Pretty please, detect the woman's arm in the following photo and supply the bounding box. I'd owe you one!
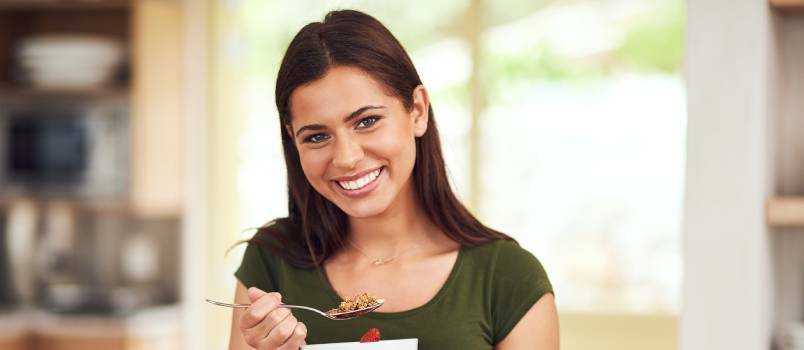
[228,281,308,350]
[496,293,559,350]
[229,280,254,350]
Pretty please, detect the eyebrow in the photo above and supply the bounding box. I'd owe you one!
[294,105,386,137]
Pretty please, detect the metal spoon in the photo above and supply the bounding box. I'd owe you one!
[205,298,385,321]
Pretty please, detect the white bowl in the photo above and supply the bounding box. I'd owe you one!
[27,67,115,88]
[15,34,124,88]
[302,339,418,350]
[21,55,121,70]
[17,34,123,63]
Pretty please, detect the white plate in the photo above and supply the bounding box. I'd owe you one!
[303,339,418,350]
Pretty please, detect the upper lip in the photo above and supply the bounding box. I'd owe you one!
[332,166,383,182]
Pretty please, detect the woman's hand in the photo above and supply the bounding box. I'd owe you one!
[234,285,308,350]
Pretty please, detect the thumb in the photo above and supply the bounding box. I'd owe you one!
[247,287,267,302]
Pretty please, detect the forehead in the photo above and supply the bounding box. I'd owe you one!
[289,66,395,125]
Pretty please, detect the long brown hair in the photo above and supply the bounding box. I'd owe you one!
[253,9,510,269]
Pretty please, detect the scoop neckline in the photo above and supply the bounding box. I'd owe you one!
[321,245,465,320]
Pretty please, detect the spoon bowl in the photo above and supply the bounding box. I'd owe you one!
[205,298,385,321]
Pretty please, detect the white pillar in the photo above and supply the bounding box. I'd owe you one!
[682,0,776,349]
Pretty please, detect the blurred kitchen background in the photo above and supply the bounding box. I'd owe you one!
[0,0,801,349]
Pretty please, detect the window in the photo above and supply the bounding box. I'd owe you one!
[233,0,684,314]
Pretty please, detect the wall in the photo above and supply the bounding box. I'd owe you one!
[561,313,677,350]
[182,0,210,349]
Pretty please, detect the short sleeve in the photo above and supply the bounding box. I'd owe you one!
[490,241,553,344]
[234,235,279,292]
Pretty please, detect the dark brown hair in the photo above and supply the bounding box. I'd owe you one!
[253,9,510,269]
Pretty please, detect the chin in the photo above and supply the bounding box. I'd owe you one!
[338,200,390,219]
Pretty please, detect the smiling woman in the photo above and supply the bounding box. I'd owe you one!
[227,9,557,350]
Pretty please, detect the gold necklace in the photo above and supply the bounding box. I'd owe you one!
[348,241,417,266]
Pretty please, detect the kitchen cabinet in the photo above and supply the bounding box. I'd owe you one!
[0,307,181,350]
[0,1,185,348]
[0,313,28,350]
[0,0,184,218]
[29,307,181,350]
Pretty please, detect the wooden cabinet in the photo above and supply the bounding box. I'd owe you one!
[0,308,181,350]
[0,314,28,350]
[29,307,181,350]
[0,1,185,348]
[0,0,184,218]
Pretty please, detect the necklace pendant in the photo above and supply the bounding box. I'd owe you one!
[373,257,393,265]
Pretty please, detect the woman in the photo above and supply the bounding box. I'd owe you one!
[229,9,558,350]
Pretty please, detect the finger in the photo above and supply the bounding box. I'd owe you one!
[240,292,283,329]
[259,314,298,349]
[247,287,267,302]
[277,322,307,350]
[242,307,292,348]
[246,307,292,344]
[248,287,282,304]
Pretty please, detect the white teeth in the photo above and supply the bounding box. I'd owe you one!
[338,168,381,191]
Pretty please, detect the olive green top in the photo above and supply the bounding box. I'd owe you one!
[235,222,553,349]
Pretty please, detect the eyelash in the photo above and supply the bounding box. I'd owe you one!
[302,115,381,144]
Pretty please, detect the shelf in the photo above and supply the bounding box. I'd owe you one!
[766,196,804,228]
[0,197,130,216]
[771,0,804,9]
[0,6,130,85]
[0,84,129,102]
[0,0,130,11]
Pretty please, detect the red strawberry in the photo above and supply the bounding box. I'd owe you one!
[359,328,381,343]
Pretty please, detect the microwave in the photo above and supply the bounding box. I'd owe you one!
[0,99,129,199]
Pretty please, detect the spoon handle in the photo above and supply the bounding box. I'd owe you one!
[205,299,249,308]
[282,304,329,317]
[205,299,329,317]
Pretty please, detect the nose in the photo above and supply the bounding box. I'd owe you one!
[331,135,364,170]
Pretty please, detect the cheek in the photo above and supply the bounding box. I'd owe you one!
[369,131,417,168]
[298,150,329,185]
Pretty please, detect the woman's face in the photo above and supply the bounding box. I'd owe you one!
[288,66,429,218]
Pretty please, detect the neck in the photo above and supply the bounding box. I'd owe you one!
[347,180,440,257]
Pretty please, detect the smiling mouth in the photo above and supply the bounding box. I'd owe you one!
[335,167,383,191]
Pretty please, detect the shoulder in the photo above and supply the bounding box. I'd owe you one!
[238,218,298,269]
[465,239,543,272]
[247,217,296,245]
[464,239,552,292]
[236,217,303,289]
[466,239,553,344]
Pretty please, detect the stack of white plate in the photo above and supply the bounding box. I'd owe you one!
[16,34,124,89]
[784,323,804,350]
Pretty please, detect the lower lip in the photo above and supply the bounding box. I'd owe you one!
[332,167,384,199]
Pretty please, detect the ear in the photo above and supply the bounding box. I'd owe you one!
[285,124,294,139]
[410,85,430,137]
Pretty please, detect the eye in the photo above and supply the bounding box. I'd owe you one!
[303,133,330,144]
[356,116,380,129]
